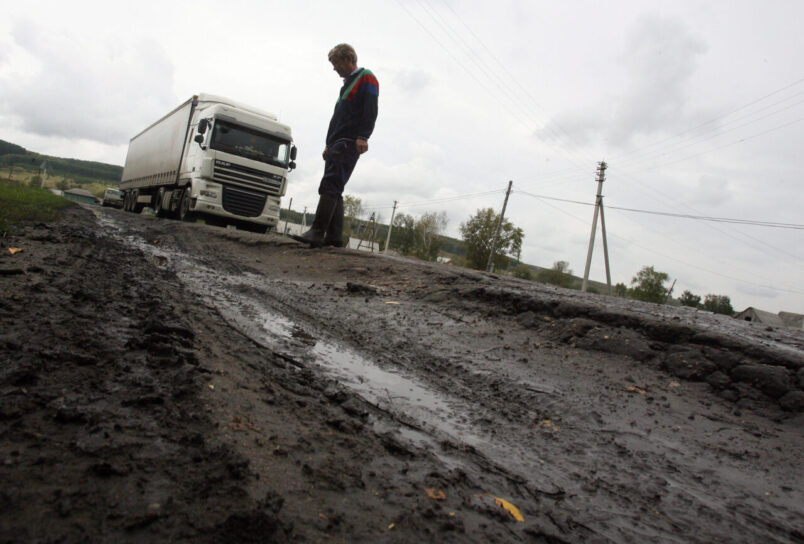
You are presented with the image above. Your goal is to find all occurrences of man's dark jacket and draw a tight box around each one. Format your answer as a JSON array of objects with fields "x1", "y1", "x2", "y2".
[{"x1": 326, "y1": 68, "x2": 379, "y2": 145}]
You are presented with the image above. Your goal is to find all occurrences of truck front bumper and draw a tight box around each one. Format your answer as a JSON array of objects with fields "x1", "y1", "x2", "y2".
[{"x1": 192, "y1": 182, "x2": 279, "y2": 226}]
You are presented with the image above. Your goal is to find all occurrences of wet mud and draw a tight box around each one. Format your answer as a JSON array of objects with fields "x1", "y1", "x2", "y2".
[{"x1": 1, "y1": 205, "x2": 802, "y2": 543}]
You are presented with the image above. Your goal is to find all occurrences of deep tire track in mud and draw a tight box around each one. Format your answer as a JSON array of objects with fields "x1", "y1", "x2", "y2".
[{"x1": 1, "y1": 205, "x2": 802, "y2": 543}]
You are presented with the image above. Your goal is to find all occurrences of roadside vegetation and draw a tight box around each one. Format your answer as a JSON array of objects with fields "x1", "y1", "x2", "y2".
[
  {"x1": 0, "y1": 180, "x2": 75, "y2": 235},
  {"x1": 2, "y1": 137, "x2": 739, "y2": 313}
]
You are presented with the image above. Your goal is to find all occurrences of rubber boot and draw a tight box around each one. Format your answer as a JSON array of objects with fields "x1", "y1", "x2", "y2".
[
  {"x1": 290, "y1": 194, "x2": 339, "y2": 248},
  {"x1": 323, "y1": 196, "x2": 345, "y2": 247}
]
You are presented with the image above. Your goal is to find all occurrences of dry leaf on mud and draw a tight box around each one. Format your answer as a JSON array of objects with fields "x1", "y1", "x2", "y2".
[
  {"x1": 494, "y1": 497, "x2": 525, "y2": 522},
  {"x1": 625, "y1": 385, "x2": 646, "y2": 395},
  {"x1": 425, "y1": 488, "x2": 446, "y2": 500},
  {"x1": 8, "y1": 247, "x2": 23, "y2": 255},
  {"x1": 475, "y1": 494, "x2": 525, "y2": 522},
  {"x1": 384, "y1": 301, "x2": 400, "y2": 305},
  {"x1": 540, "y1": 419, "x2": 559, "y2": 431}
]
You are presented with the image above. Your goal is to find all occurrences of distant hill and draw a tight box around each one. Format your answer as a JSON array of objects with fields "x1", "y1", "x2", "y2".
[{"x1": 0, "y1": 139, "x2": 123, "y2": 186}]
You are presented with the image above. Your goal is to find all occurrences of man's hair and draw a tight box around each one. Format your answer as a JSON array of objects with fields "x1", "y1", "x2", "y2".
[{"x1": 328, "y1": 43, "x2": 357, "y2": 64}]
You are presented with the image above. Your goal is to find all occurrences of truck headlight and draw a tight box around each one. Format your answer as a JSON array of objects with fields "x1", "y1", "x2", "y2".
[{"x1": 200, "y1": 190, "x2": 218, "y2": 199}]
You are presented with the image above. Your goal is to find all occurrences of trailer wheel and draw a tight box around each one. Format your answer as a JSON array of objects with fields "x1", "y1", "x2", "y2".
[
  {"x1": 178, "y1": 186, "x2": 194, "y2": 222},
  {"x1": 131, "y1": 189, "x2": 145, "y2": 214},
  {"x1": 123, "y1": 191, "x2": 131, "y2": 212},
  {"x1": 153, "y1": 188, "x2": 166, "y2": 218}
]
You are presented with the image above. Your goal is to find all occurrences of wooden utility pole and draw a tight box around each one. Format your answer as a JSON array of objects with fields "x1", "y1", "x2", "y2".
[
  {"x1": 486, "y1": 180, "x2": 513, "y2": 273},
  {"x1": 384, "y1": 200, "x2": 398, "y2": 254},
  {"x1": 581, "y1": 162, "x2": 612, "y2": 293}
]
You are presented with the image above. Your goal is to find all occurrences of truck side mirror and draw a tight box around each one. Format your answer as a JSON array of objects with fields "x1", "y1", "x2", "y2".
[
  {"x1": 290, "y1": 145, "x2": 297, "y2": 161},
  {"x1": 194, "y1": 134, "x2": 204, "y2": 144},
  {"x1": 197, "y1": 119, "x2": 208, "y2": 134},
  {"x1": 288, "y1": 161, "x2": 296, "y2": 171}
]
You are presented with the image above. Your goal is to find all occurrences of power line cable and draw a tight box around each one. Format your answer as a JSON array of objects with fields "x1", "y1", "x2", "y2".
[
  {"x1": 399, "y1": 0, "x2": 597, "y2": 174},
  {"x1": 520, "y1": 192, "x2": 804, "y2": 295},
  {"x1": 514, "y1": 190, "x2": 804, "y2": 230},
  {"x1": 618, "y1": 97, "x2": 804, "y2": 168},
  {"x1": 610, "y1": 76, "x2": 804, "y2": 162}
]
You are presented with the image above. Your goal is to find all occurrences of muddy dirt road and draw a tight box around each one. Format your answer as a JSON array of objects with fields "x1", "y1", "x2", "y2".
[{"x1": 1, "y1": 205, "x2": 803, "y2": 543}]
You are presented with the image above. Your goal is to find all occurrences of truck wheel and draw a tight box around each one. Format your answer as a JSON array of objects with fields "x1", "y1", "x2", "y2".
[
  {"x1": 178, "y1": 186, "x2": 194, "y2": 222},
  {"x1": 131, "y1": 189, "x2": 145, "y2": 214},
  {"x1": 153, "y1": 188, "x2": 166, "y2": 218}
]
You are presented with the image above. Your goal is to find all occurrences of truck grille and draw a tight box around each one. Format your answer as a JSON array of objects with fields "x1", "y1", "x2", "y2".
[
  {"x1": 222, "y1": 185, "x2": 267, "y2": 217},
  {"x1": 213, "y1": 160, "x2": 283, "y2": 196}
]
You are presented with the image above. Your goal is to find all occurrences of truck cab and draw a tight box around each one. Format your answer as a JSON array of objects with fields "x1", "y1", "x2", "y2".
[
  {"x1": 186, "y1": 96, "x2": 295, "y2": 231},
  {"x1": 120, "y1": 94, "x2": 296, "y2": 233}
]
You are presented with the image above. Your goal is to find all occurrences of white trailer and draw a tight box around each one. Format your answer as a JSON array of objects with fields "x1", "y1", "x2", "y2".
[{"x1": 120, "y1": 94, "x2": 296, "y2": 233}]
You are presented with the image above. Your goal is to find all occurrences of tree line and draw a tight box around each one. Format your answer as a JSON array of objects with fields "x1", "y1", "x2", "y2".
[
  {"x1": 1, "y1": 139, "x2": 123, "y2": 186},
  {"x1": 324, "y1": 197, "x2": 736, "y2": 315}
]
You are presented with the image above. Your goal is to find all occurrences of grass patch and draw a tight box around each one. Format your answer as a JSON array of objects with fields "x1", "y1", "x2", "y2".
[{"x1": 0, "y1": 180, "x2": 75, "y2": 235}]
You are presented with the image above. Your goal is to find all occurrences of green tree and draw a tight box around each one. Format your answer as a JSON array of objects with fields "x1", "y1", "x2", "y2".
[
  {"x1": 343, "y1": 194, "x2": 364, "y2": 237},
  {"x1": 412, "y1": 211, "x2": 447, "y2": 261},
  {"x1": 389, "y1": 213, "x2": 416, "y2": 255},
  {"x1": 702, "y1": 294, "x2": 734, "y2": 316},
  {"x1": 629, "y1": 265, "x2": 671, "y2": 303},
  {"x1": 537, "y1": 260, "x2": 576, "y2": 289},
  {"x1": 679, "y1": 290, "x2": 702, "y2": 308},
  {"x1": 512, "y1": 264, "x2": 533, "y2": 280},
  {"x1": 459, "y1": 208, "x2": 523, "y2": 271},
  {"x1": 614, "y1": 282, "x2": 628, "y2": 297}
]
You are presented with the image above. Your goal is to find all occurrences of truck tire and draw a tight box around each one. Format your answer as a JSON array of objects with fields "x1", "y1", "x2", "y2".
[
  {"x1": 153, "y1": 188, "x2": 166, "y2": 218},
  {"x1": 125, "y1": 191, "x2": 135, "y2": 212},
  {"x1": 131, "y1": 189, "x2": 145, "y2": 214},
  {"x1": 178, "y1": 186, "x2": 194, "y2": 222}
]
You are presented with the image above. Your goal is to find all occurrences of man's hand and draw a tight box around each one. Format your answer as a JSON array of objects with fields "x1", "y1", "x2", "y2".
[{"x1": 356, "y1": 138, "x2": 369, "y2": 154}]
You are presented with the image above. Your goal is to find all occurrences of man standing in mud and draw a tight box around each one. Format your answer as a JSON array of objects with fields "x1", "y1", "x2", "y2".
[{"x1": 292, "y1": 43, "x2": 379, "y2": 248}]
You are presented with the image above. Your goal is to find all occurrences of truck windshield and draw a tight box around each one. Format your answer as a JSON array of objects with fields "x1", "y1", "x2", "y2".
[{"x1": 210, "y1": 120, "x2": 290, "y2": 167}]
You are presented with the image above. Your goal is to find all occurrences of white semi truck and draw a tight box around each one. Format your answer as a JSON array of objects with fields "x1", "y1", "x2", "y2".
[{"x1": 120, "y1": 94, "x2": 296, "y2": 233}]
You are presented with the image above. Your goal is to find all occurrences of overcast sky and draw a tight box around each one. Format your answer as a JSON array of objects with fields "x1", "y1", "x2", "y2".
[{"x1": 1, "y1": 0, "x2": 802, "y2": 314}]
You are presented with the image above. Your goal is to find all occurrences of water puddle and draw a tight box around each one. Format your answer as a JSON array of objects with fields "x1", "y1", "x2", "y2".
[{"x1": 101, "y1": 219, "x2": 488, "y2": 450}]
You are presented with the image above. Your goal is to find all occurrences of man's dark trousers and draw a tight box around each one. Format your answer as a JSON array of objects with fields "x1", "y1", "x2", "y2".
[{"x1": 319, "y1": 138, "x2": 360, "y2": 196}]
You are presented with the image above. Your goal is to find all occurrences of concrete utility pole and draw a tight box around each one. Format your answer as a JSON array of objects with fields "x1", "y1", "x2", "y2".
[
  {"x1": 581, "y1": 161, "x2": 612, "y2": 294},
  {"x1": 384, "y1": 200, "x2": 398, "y2": 254},
  {"x1": 486, "y1": 180, "x2": 513, "y2": 273}
]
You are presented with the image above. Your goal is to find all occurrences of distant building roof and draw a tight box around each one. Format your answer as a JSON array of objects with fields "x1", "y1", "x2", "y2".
[{"x1": 735, "y1": 307, "x2": 788, "y2": 328}]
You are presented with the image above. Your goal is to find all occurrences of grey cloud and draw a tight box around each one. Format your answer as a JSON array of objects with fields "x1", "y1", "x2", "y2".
[
  {"x1": 392, "y1": 68, "x2": 433, "y2": 96},
  {"x1": 688, "y1": 175, "x2": 732, "y2": 207},
  {"x1": 538, "y1": 15, "x2": 708, "y2": 149},
  {"x1": 1, "y1": 20, "x2": 176, "y2": 145},
  {"x1": 608, "y1": 15, "x2": 707, "y2": 145}
]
